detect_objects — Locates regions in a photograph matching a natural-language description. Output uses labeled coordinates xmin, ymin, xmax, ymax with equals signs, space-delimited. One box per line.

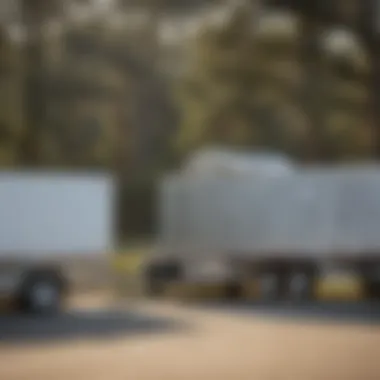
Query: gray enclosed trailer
xmin=0 ymin=171 xmax=115 ymax=314
xmin=146 ymin=151 xmax=380 ymax=300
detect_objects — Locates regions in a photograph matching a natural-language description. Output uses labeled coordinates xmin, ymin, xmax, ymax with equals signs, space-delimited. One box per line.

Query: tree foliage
xmin=0 ymin=27 xmax=25 ymax=166
xmin=176 ymin=4 xmax=374 ymax=162
xmin=0 ymin=0 xmax=377 ymax=173
xmin=0 ymin=3 xmax=176 ymax=172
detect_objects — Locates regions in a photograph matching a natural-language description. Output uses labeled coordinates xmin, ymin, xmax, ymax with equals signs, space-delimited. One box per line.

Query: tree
xmin=36 ymin=21 xmax=127 ymax=169
xmin=356 ymin=0 xmax=380 ymax=157
xmin=176 ymin=2 xmax=375 ymax=163
xmin=175 ymin=4 xmax=312 ymax=160
xmin=60 ymin=18 xmax=177 ymax=173
xmin=321 ymin=28 xmax=373 ymax=160
xmin=20 ymin=0 xmax=63 ymax=166
xmin=0 ymin=26 xmax=25 ymax=166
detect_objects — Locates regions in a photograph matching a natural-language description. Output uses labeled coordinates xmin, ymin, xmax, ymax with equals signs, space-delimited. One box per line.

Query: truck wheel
xmin=18 ymin=274 xmax=64 ymax=315
xmin=287 ymin=272 xmax=313 ymax=302
xmin=225 ymin=280 xmax=243 ymax=300
xmin=144 ymin=261 xmax=182 ymax=297
xmin=144 ymin=264 xmax=165 ymax=297
xmin=145 ymin=276 xmax=165 ymax=297
xmin=258 ymin=273 xmax=280 ymax=301
xmin=360 ymin=264 xmax=380 ymax=299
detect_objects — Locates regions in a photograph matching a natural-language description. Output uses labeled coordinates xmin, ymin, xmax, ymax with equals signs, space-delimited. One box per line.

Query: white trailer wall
xmin=158 ymin=167 xmax=380 ymax=260
xmin=330 ymin=169 xmax=380 ymax=255
xmin=0 ymin=172 xmax=114 ymax=258
xmin=199 ymin=174 xmax=335 ymax=257
xmin=159 ymin=175 xmax=227 ymax=255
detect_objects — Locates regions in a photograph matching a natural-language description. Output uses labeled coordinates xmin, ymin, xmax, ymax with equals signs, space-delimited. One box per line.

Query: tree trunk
xmin=358 ymin=0 xmax=380 ymax=158
xmin=298 ymin=8 xmax=326 ymax=161
xmin=20 ymin=1 xmax=46 ymax=166
xmin=20 ymin=0 xmax=61 ymax=166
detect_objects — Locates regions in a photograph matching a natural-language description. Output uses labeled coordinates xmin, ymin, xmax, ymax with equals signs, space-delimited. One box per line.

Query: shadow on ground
xmin=0 ymin=306 xmax=190 ymax=344
xmin=199 ymin=301 xmax=380 ymax=325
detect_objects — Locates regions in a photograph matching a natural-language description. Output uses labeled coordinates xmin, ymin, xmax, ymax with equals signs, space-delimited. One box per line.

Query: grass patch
xmin=110 ymin=241 xmax=153 ymax=297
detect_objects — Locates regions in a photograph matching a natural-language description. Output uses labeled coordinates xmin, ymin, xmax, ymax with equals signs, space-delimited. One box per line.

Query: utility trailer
xmin=145 ymin=150 xmax=380 ymax=300
xmin=0 ymin=171 xmax=115 ymax=314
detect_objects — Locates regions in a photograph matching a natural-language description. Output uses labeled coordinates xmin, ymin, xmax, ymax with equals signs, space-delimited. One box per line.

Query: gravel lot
xmin=0 ymin=296 xmax=379 ymax=380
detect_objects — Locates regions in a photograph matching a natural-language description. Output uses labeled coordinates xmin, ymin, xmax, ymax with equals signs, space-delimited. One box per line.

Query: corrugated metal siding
xmin=159 ymin=166 xmax=380 ymax=259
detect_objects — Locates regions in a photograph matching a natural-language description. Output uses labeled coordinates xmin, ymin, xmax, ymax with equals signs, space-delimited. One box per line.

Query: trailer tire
xmin=360 ymin=263 xmax=380 ymax=299
xmin=258 ymin=272 xmax=280 ymax=301
xmin=17 ymin=272 xmax=65 ymax=315
xmin=287 ymin=271 xmax=314 ymax=302
xmin=144 ymin=261 xmax=182 ymax=297
xmin=225 ymin=280 xmax=243 ymax=300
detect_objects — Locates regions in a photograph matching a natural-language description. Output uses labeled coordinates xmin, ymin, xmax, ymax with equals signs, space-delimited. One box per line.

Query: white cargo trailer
xmin=0 ymin=171 xmax=115 ymax=314
xmin=145 ymin=150 xmax=380 ymax=300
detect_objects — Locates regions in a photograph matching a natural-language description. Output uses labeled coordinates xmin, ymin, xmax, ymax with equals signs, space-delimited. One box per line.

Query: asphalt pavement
xmin=1 ymin=300 xmax=379 ymax=346
xmin=199 ymin=300 xmax=380 ymax=325
xmin=0 ymin=306 xmax=189 ymax=344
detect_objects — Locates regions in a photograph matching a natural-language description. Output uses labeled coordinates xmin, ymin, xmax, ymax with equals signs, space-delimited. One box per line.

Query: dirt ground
xmin=0 ymin=296 xmax=379 ymax=380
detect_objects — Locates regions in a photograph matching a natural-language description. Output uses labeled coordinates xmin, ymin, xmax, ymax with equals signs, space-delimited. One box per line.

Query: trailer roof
xmin=184 ymin=147 xmax=294 ymax=177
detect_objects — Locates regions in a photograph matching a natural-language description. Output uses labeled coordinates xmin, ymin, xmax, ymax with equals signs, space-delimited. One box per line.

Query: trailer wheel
xmin=360 ymin=263 xmax=380 ymax=299
xmin=18 ymin=272 xmax=65 ymax=315
xmin=258 ymin=273 xmax=280 ymax=301
xmin=287 ymin=271 xmax=314 ymax=302
xmin=225 ymin=280 xmax=243 ymax=300
xmin=144 ymin=261 xmax=182 ymax=297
